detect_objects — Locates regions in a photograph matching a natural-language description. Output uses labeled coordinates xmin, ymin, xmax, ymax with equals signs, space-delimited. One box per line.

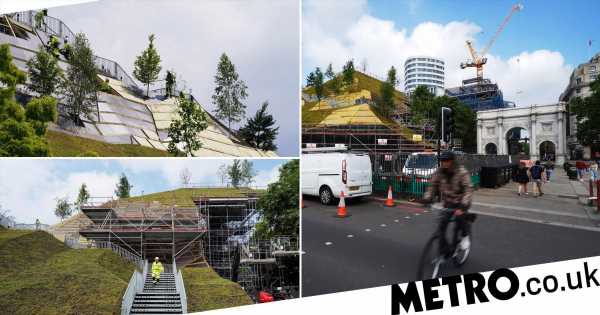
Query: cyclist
xmin=421 ymin=151 xmax=474 ymax=259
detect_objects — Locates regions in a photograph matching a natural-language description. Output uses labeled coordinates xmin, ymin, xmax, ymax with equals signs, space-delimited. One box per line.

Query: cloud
xmin=303 ymin=1 xmax=572 ymax=106
xmin=51 ymin=0 xmax=299 ymax=155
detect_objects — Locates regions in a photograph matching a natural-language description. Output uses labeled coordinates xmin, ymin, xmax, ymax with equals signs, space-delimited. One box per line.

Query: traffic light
xmin=441 ymin=107 xmax=453 ymax=143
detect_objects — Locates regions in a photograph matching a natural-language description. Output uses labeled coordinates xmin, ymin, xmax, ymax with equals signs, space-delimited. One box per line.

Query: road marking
xmin=471 ymin=210 xmax=600 ymax=233
xmin=415 ymin=213 xmax=421 ymax=216
xmin=365 ymin=228 xmax=371 ymax=232
xmin=405 ymin=216 xmax=411 ymax=219
xmin=325 ymin=242 xmax=333 ymax=246
xmin=394 ymin=219 xmax=399 ymax=223
xmin=347 ymin=234 xmax=354 ymax=238
xmin=473 ymin=202 xmax=588 ymax=219
xmin=380 ymin=224 xmax=387 ymax=227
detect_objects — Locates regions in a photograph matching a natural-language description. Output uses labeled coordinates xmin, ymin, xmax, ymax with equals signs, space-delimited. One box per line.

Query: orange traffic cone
xmin=384 ymin=186 xmax=395 ymax=207
xmin=301 ymin=197 xmax=306 ymax=209
xmin=337 ymin=191 xmax=347 ymax=217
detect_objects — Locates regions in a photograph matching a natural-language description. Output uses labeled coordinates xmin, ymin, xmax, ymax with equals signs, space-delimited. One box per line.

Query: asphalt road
xmin=302 ymin=197 xmax=600 ymax=297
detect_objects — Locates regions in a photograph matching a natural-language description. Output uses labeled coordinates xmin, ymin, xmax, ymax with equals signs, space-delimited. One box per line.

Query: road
xmin=302 ymin=196 xmax=600 ymax=297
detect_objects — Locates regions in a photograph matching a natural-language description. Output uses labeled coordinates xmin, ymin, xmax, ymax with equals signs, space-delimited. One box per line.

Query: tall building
xmin=404 ymin=56 xmax=445 ymax=96
xmin=559 ymin=52 xmax=600 ymax=159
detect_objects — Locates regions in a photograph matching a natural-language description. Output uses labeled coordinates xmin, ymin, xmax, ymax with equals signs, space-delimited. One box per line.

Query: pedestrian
xmin=530 ymin=161 xmax=545 ymax=197
xmin=35 ymin=218 xmax=40 ymax=231
xmin=151 ymin=257 xmax=164 ymax=285
xmin=544 ymin=160 xmax=554 ymax=182
xmin=591 ymin=162 xmax=599 ymax=183
xmin=515 ymin=161 xmax=530 ymax=196
xmin=576 ymin=160 xmax=587 ymax=182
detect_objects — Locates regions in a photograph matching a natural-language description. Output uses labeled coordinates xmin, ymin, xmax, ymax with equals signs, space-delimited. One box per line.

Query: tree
xmin=167 ymin=93 xmax=209 ymax=156
xmin=306 ymin=71 xmax=316 ymax=87
xmin=133 ymin=34 xmax=162 ymax=97
xmin=255 ymin=159 xmax=299 ymax=239
xmin=325 ymin=63 xmax=335 ymax=80
xmin=227 ymin=159 xmax=244 ymax=188
xmin=26 ymin=48 xmax=63 ymax=96
xmin=0 ymin=44 xmax=55 ymax=156
xmin=180 ymin=167 xmax=192 ymax=187
xmin=409 ymin=85 xmax=436 ymax=124
xmin=241 ymin=160 xmax=256 ymax=186
xmin=54 ymin=197 xmax=72 ymax=222
xmin=571 ymin=79 xmax=600 ymax=147
xmin=212 ymin=53 xmax=248 ymax=130
xmin=25 ymin=96 xmax=57 ymax=136
xmin=217 ymin=164 xmax=229 ymax=186
xmin=62 ymin=33 xmax=98 ymax=125
xmin=377 ymin=66 xmax=399 ymax=118
xmin=115 ymin=173 xmax=132 ymax=198
xmin=238 ymin=101 xmax=279 ymax=151
xmin=313 ymin=67 xmax=324 ymax=104
xmin=75 ymin=183 xmax=90 ymax=211
xmin=165 ymin=70 xmax=176 ymax=98
xmin=342 ymin=59 xmax=355 ymax=87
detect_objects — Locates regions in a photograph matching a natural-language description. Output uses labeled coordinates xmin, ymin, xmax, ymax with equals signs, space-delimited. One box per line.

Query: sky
xmin=303 ymin=0 xmax=600 ymax=107
xmin=49 ymin=0 xmax=300 ymax=156
xmin=0 ymin=158 xmax=289 ymax=225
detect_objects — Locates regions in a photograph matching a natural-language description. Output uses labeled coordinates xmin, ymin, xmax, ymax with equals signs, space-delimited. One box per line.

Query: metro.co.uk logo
xmin=391 ymin=262 xmax=599 ymax=314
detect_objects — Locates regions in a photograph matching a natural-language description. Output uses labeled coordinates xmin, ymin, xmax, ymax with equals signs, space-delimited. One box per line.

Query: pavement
xmin=301 ymin=169 xmax=600 ymax=297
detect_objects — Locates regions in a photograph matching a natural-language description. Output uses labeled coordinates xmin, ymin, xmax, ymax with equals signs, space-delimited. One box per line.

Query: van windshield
xmin=405 ymin=154 xmax=437 ymax=169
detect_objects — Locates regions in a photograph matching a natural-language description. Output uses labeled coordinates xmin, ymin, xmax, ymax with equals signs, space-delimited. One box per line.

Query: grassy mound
xmin=122 ymin=188 xmax=264 ymax=207
xmin=0 ymin=229 xmax=135 ymax=315
xmin=46 ymin=130 xmax=171 ymax=157
xmin=183 ymin=267 xmax=253 ymax=312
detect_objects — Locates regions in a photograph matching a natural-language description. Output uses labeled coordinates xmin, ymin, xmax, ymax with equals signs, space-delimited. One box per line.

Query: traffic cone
xmin=385 ymin=186 xmax=395 ymax=207
xmin=337 ymin=191 xmax=347 ymax=217
xmin=301 ymin=196 xmax=306 ymax=208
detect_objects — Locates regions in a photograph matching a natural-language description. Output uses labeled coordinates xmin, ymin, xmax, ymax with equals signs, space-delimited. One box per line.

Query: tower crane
xmin=460 ymin=3 xmax=523 ymax=81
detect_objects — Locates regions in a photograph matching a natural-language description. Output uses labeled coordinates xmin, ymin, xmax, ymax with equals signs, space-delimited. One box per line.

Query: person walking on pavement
xmin=591 ymin=162 xmax=599 ymax=183
xmin=576 ymin=160 xmax=587 ymax=182
xmin=544 ymin=160 xmax=554 ymax=182
xmin=151 ymin=257 xmax=164 ymax=285
xmin=515 ymin=161 xmax=530 ymax=196
xmin=530 ymin=161 xmax=545 ymax=197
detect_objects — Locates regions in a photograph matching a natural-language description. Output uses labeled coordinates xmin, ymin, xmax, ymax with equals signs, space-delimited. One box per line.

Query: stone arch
xmin=539 ymin=140 xmax=556 ymax=161
xmin=505 ymin=127 xmax=530 ymax=155
xmin=485 ymin=142 xmax=498 ymax=155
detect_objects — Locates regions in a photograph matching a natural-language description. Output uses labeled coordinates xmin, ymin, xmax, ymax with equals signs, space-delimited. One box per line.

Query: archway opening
xmin=539 ymin=141 xmax=556 ymax=161
xmin=485 ymin=143 xmax=498 ymax=155
xmin=506 ymin=127 xmax=529 ymax=155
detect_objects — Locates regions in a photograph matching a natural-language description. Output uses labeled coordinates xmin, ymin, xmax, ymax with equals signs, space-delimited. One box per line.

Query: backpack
xmin=530 ymin=165 xmax=543 ymax=179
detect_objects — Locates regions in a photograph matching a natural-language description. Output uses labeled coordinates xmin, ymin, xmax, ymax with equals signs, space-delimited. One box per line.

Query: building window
xmin=576 ymin=77 xmax=582 ymax=85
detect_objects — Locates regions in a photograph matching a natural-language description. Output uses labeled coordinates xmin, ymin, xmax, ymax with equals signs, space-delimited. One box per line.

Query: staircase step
xmin=133 ymin=300 xmax=181 ymax=304
xmin=132 ymin=303 xmax=182 ymax=308
xmin=130 ymin=309 xmax=182 ymax=314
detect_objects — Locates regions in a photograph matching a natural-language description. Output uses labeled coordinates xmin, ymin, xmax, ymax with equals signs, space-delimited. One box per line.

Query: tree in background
xmin=305 ymin=71 xmax=316 ymax=87
xmin=241 ymin=160 xmax=256 ymax=187
xmin=212 ymin=53 xmax=248 ymax=130
xmin=227 ymin=159 xmax=244 ymax=188
xmin=217 ymin=164 xmax=229 ymax=186
xmin=313 ymin=67 xmax=324 ymax=104
xmin=377 ymin=66 xmax=398 ymax=118
xmin=342 ymin=59 xmax=355 ymax=87
xmin=62 ymin=33 xmax=98 ymax=125
xmin=115 ymin=173 xmax=132 ymax=198
xmin=180 ymin=167 xmax=192 ymax=187
xmin=409 ymin=85 xmax=436 ymax=124
xmin=325 ymin=62 xmax=341 ymax=95
xmin=26 ymin=48 xmax=63 ymax=96
xmin=134 ymin=34 xmax=162 ymax=97
xmin=75 ymin=183 xmax=90 ymax=211
xmin=238 ymin=101 xmax=279 ymax=151
xmin=167 ymin=93 xmax=208 ymax=156
xmin=325 ymin=63 xmax=335 ymax=80
xmin=54 ymin=197 xmax=72 ymax=222
xmin=165 ymin=70 xmax=176 ymax=98
xmin=0 ymin=44 xmax=55 ymax=156
xmin=255 ymin=159 xmax=299 ymax=239
xmin=570 ymin=79 xmax=600 ymax=147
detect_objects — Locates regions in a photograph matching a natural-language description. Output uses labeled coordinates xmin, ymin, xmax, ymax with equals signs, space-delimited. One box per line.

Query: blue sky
xmin=303 ymin=0 xmax=597 ymax=106
xmin=0 ymin=158 xmax=289 ymax=224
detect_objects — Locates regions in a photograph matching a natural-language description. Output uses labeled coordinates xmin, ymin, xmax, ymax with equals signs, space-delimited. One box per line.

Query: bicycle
xmin=416 ymin=205 xmax=473 ymax=280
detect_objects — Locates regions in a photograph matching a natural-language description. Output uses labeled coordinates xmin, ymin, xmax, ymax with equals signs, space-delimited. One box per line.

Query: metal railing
xmin=65 ymin=235 xmax=144 ymax=270
xmin=173 ymin=260 xmax=188 ymax=314
xmin=121 ymin=260 xmax=147 ymax=315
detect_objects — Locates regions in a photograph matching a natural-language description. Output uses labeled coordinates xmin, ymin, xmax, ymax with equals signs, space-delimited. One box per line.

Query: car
xmin=301 ymin=151 xmax=372 ymax=205
xmin=401 ymin=152 xmax=438 ymax=182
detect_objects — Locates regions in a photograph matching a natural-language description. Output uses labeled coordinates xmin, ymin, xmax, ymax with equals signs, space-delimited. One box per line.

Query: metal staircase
xmin=130 ymin=271 xmax=183 ymax=314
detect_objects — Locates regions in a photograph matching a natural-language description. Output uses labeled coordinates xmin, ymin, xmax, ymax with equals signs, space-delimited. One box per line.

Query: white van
xmin=302 ymin=152 xmax=372 ymax=205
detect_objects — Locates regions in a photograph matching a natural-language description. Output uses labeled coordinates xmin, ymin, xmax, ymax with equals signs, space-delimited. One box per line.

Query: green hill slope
xmin=122 ymin=187 xmax=264 ymax=207
xmin=183 ymin=267 xmax=253 ymax=312
xmin=0 ymin=229 xmax=135 ymax=315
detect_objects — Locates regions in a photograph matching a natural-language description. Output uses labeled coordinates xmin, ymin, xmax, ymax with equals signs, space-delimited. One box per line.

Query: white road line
xmin=347 ymin=234 xmax=354 ymax=238
xmin=325 ymin=242 xmax=333 ymax=246
xmin=471 ymin=210 xmax=600 ymax=233
xmin=380 ymin=224 xmax=387 ymax=227
xmin=472 ymin=202 xmax=588 ymax=219
xmin=415 ymin=213 xmax=421 ymax=216
xmin=405 ymin=216 xmax=411 ymax=219
xmin=394 ymin=219 xmax=399 ymax=223
xmin=365 ymin=228 xmax=371 ymax=232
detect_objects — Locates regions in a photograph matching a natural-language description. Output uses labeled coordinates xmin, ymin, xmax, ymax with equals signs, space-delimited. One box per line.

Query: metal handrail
xmin=121 ymin=260 xmax=146 ymax=315
xmin=173 ymin=260 xmax=188 ymax=314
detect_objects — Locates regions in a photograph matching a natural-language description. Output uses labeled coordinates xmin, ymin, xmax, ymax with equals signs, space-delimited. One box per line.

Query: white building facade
xmin=477 ymin=103 xmax=568 ymax=164
xmin=404 ymin=56 xmax=445 ymax=96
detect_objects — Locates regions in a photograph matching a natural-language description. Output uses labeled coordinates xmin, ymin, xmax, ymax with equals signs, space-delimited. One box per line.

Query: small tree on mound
xmin=134 ymin=34 xmax=162 ymax=97
xmin=54 ymin=197 xmax=72 ymax=222
xmin=241 ymin=160 xmax=256 ymax=187
xmin=377 ymin=66 xmax=398 ymax=118
xmin=26 ymin=48 xmax=63 ymax=96
xmin=62 ymin=33 xmax=98 ymax=125
xmin=75 ymin=183 xmax=90 ymax=211
xmin=238 ymin=101 xmax=279 ymax=151
xmin=115 ymin=173 xmax=132 ymax=198
xmin=228 ymin=159 xmax=244 ymax=188
xmin=342 ymin=59 xmax=355 ymax=87
xmin=212 ymin=53 xmax=248 ymax=131
xmin=313 ymin=67 xmax=324 ymax=104
xmin=167 ymin=93 xmax=209 ymax=157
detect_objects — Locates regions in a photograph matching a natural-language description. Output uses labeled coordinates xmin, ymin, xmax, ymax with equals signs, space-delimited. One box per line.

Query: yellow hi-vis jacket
xmin=152 ymin=261 xmax=164 ymax=278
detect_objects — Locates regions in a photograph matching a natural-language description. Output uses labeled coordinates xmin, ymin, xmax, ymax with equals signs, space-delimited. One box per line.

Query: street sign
xmin=377 ymin=139 xmax=388 ymax=145
xmin=412 ymin=134 xmax=423 ymax=142
xmin=306 ymin=143 xmax=316 ymax=148
xmin=384 ymin=154 xmax=393 ymax=161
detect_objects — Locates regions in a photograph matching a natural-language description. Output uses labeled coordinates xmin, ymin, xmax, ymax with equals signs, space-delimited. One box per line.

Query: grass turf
xmin=46 ymin=130 xmax=172 ymax=157
xmin=0 ymin=229 xmax=135 ymax=315
xmin=183 ymin=267 xmax=253 ymax=312
xmin=122 ymin=187 xmax=265 ymax=207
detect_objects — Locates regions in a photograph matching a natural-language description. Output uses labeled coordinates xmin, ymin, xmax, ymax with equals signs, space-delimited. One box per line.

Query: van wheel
xmin=319 ymin=187 xmax=333 ymax=205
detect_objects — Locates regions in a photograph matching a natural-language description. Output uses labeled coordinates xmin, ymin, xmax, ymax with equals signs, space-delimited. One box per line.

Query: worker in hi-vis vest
xmin=152 ymin=257 xmax=164 ymax=284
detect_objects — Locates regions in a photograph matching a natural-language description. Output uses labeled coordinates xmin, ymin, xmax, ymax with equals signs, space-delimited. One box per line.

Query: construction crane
xmin=460 ymin=3 xmax=523 ymax=81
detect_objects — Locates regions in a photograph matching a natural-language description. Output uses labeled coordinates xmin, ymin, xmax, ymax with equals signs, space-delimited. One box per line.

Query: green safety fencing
xmin=373 ymin=172 xmax=480 ymax=200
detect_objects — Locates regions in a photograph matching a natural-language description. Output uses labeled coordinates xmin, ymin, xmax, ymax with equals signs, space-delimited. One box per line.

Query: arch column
xmin=496 ymin=118 xmax=504 ymax=154
xmin=530 ymin=113 xmax=538 ymax=160
xmin=556 ymin=111 xmax=566 ymax=164
xmin=477 ymin=120 xmax=483 ymax=154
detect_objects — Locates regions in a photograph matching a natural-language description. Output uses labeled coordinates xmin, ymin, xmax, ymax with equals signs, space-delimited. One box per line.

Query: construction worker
xmin=151 ymin=257 xmax=164 ymax=285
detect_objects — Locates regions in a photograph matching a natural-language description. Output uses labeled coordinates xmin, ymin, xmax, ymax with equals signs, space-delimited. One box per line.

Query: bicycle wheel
xmin=453 ymin=232 xmax=472 ymax=266
xmin=417 ymin=235 xmax=443 ymax=280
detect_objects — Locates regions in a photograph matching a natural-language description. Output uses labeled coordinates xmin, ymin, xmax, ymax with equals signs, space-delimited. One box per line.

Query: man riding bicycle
xmin=421 ymin=151 xmax=474 ymax=259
